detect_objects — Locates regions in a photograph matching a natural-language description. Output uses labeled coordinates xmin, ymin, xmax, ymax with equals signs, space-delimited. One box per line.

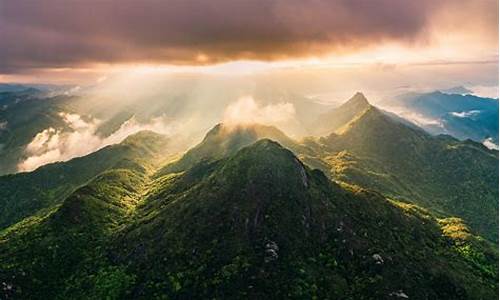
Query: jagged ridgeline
xmin=0 ymin=93 xmax=497 ymax=299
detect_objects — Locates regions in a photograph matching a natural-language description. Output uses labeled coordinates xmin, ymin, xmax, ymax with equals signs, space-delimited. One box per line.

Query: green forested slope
xmin=157 ymin=109 xmax=498 ymax=242
xmin=0 ymin=139 xmax=496 ymax=299
xmin=314 ymin=105 xmax=498 ymax=241
xmin=0 ymin=131 xmax=171 ymax=230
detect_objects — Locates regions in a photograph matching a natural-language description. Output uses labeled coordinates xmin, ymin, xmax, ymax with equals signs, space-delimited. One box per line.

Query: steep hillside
xmin=1 ymin=139 xmax=496 ymax=299
xmin=158 ymin=105 xmax=498 ymax=242
xmin=0 ymin=154 xmax=150 ymax=299
xmin=318 ymin=105 xmax=499 ymax=241
xmin=0 ymin=131 xmax=171 ymax=230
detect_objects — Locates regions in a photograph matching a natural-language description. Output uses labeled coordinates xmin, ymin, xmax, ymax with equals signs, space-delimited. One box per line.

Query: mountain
xmin=0 ymin=131 xmax=171 ymax=230
xmin=441 ymin=86 xmax=473 ymax=95
xmin=0 ymin=139 xmax=497 ymax=299
xmin=380 ymin=91 xmax=498 ymax=146
xmin=0 ymin=145 xmax=153 ymax=299
xmin=157 ymin=123 xmax=308 ymax=175
xmin=310 ymin=92 xmax=371 ymax=136
xmin=0 ymin=90 xmax=76 ymax=175
xmin=0 ymin=83 xmax=72 ymax=94
xmin=161 ymin=100 xmax=498 ymax=242
xmin=0 ymin=88 xmax=181 ymax=175
xmin=0 ymin=89 xmax=497 ymax=299
xmin=310 ymin=97 xmax=498 ymax=241
xmin=0 ymin=84 xmax=41 ymax=93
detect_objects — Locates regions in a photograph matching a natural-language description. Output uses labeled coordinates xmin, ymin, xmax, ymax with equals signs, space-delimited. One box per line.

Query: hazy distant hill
xmin=0 ymin=83 xmax=72 ymax=93
xmin=0 ymin=89 xmax=78 ymax=175
xmin=381 ymin=91 xmax=499 ymax=146
xmin=310 ymin=92 xmax=371 ymax=136
xmin=441 ymin=86 xmax=473 ymax=95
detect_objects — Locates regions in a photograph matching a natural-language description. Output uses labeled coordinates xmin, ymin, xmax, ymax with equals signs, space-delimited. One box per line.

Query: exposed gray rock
xmin=389 ymin=290 xmax=409 ymax=298
xmin=264 ymin=241 xmax=279 ymax=263
xmin=336 ymin=221 xmax=344 ymax=232
xmin=372 ymin=253 xmax=384 ymax=265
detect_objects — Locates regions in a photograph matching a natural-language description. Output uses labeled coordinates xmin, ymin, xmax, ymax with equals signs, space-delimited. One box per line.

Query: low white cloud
xmin=18 ymin=112 xmax=176 ymax=172
xmin=60 ymin=112 xmax=95 ymax=129
xmin=96 ymin=76 xmax=108 ymax=83
xmin=98 ymin=115 xmax=176 ymax=146
xmin=384 ymin=107 xmax=444 ymax=128
xmin=482 ymin=138 xmax=499 ymax=150
xmin=63 ymin=86 xmax=82 ymax=96
xmin=405 ymin=113 xmax=443 ymax=127
xmin=0 ymin=121 xmax=7 ymax=130
xmin=223 ymin=96 xmax=296 ymax=127
xmin=450 ymin=110 xmax=480 ymax=118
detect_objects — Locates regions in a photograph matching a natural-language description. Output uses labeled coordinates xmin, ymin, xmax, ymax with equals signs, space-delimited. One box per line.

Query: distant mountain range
xmin=0 ymin=89 xmax=77 ymax=175
xmin=0 ymin=85 xmax=497 ymax=175
xmin=440 ymin=86 xmax=473 ymax=95
xmin=380 ymin=90 xmax=498 ymax=147
xmin=0 ymin=92 xmax=497 ymax=299
xmin=156 ymin=94 xmax=498 ymax=242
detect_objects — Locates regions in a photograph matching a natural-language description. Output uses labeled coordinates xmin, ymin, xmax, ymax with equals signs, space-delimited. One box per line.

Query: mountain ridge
xmin=156 ymin=123 xmax=306 ymax=176
xmin=0 ymin=91 xmax=497 ymax=299
xmin=0 ymin=130 xmax=171 ymax=230
xmin=380 ymin=91 xmax=499 ymax=145
xmin=313 ymin=101 xmax=498 ymax=241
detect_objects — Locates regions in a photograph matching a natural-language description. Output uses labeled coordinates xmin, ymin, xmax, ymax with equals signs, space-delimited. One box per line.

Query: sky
xmin=0 ymin=0 xmax=498 ymax=97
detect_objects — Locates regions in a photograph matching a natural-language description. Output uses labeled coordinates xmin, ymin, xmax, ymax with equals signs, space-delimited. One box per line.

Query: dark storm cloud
xmin=0 ymin=0 xmax=497 ymax=72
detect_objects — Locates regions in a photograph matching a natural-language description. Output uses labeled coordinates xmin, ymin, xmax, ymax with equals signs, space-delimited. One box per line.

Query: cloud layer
xmin=1 ymin=0 xmax=497 ymax=72
xmin=18 ymin=112 xmax=176 ymax=172
xmin=223 ymin=96 xmax=295 ymax=126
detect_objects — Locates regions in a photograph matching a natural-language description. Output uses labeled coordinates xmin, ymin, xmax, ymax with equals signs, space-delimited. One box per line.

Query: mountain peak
xmin=345 ymin=92 xmax=370 ymax=106
xmin=440 ymin=86 xmax=473 ymax=95
xmin=157 ymin=122 xmax=299 ymax=175
xmin=215 ymin=138 xmax=311 ymax=192
xmin=332 ymin=105 xmax=382 ymax=135
xmin=236 ymin=138 xmax=295 ymax=160
xmin=311 ymin=92 xmax=372 ymax=136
